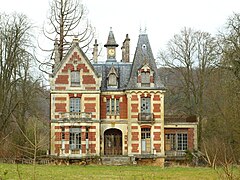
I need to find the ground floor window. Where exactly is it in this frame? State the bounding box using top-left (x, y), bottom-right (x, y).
top-left (165, 133), bottom-right (188, 151)
top-left (70, 127), bottom-right (81, 150)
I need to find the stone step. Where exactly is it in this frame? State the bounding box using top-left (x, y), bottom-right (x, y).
top-left (101, 156), bottom-right (132, 165)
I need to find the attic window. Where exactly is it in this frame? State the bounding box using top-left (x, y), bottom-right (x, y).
top-left (108, 73), bottom-right (117, 86)
top-left (141, 71), bottom-right (150, 87)
top-left (71, 71), bottom-right (80, 86)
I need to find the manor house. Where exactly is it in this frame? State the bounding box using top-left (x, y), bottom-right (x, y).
top-left (49, 28), bottom-right (198, 165)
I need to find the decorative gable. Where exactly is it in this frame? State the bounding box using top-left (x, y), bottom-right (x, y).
top-left (50, 40), bottom-right (101, 91)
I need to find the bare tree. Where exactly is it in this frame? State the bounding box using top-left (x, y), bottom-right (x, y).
top-left (218, 12), bottom-right (240, 82)
top-left (158, 27), bottom-right (219, 147)
top-left (0, 13), bottom-right (34, 133)
top-left (40, 0), bottom-right (95, 74)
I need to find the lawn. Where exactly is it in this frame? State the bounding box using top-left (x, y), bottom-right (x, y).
top-left (0, 163), bottom-right (238, 180)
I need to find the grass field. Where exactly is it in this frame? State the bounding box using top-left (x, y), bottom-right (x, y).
top-left (0, 163), bottom-right (239, 180)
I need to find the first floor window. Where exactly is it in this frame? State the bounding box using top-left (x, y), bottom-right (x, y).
top-left (165, 133), bottom-right (188, 151)
top-left (70, 127), bottom-right (81, 150)
top-left (70, 98), bottom-right (80, 112)
top-left (106, 98), bottom-right (120, 115)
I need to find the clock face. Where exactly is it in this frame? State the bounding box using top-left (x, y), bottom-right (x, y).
top-left (108, 49), bottom-right (115, 56)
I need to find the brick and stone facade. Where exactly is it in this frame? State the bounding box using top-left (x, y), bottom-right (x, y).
top-left (49, 29), bottom-right (198, 164)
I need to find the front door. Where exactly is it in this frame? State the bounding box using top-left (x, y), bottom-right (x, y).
top-left (141, 128), bottom-right (151, 154)
top-left (104, 129), bottom-right (122, 155)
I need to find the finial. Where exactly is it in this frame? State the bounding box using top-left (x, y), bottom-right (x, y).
top-left (110, 27), bottom-right (112, 31)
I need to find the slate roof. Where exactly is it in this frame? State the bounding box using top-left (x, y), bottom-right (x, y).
top-left (104, 27), bottom-right (118, 47)
top-left (93, 62), bottom-right (132, 91)
top-left (93, 32), bottom-right (165, 91)
top-left (126, 33), bottom-right (165, 90)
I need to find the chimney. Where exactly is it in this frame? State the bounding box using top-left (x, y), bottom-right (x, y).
top-left (54, 38), bottom-right (60, 65)
top-left (93, 39), bottom-right (98, 63)
top-left (121, 34), bottom-right (130, 63)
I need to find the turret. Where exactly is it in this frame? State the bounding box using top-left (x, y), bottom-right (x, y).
top-left (104, 27), bottom-right (118, 62)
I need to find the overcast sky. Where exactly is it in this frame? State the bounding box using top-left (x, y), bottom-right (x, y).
top-left (1, 0), bottom-right (240, 61)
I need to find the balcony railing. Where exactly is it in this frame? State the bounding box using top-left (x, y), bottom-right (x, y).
top-left (165, 150), bottom-right (186, 157)
top-left (58, 112), bottom-right (92, 121)
top-left (138, 113), bottom-right (154, 124)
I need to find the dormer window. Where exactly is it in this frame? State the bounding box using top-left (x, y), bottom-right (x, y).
top-left (71, 71), bottom-right (80, 86)
top-left (107, 66), bottom-right (118, 88)
top-left (109, 73), bottom-right (117, 86)
top-left (141, 71), bottom-right (150, 87)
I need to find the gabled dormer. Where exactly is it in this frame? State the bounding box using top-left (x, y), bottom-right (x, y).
top-left (107, 65), bottom-right (118, 88)
top-left (137, 63), bottom-right (154, 88)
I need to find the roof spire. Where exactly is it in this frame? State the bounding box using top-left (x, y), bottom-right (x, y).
top-left (104, 27), bottom-right (118, 47)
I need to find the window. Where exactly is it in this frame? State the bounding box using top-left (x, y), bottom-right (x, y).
top-left (165, 133), bottom-right (188, 151)
top-left (165, 134), bottom-right (176, 151)
top-left (141, 72), bottom-right (150, 87)
top-left (71, 71), bottom-right (80, 86)
top-left (70, 127), bottom-right (81, 150)
top-left (70, 98), bottom-right (80, 112)
top-left (141, 98), bottom-right (151, 113)
top-left (61, 127), bottom-right (65, 140)
top-left (177, 133), bottom-right (188, 151)
top-left (109, 73), bottom-right (117, 86)
top-left (106, 98), bottom-right (120, 115)
top-left (106, 99), bottom-right (110, 113)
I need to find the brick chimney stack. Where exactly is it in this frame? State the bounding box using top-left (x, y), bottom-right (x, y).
top-left (121, 34), bottom-right (130, 63)
top-left (93, 39), bottom-right (98, 63)
top-left (54, 38), bottom-right (60, 65)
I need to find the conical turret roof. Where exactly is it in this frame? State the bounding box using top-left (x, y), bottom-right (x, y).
top-left (104, 27), bottom-right (118, 47)
top-left (127, 33), bottom-right (165, 89)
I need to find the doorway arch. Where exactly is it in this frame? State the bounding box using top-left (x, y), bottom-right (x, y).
top-left (104, 128), bottom-right (122, 155)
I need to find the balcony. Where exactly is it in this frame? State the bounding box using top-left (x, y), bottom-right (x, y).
top-left (58, 112), bottom-right (92, 121)
top-left (138, 113), bottom-right (154, 124)
top-left (165, 150), bottom-right (186, 160)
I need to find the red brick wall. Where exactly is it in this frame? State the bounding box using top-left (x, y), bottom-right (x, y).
top-left (55, 75), bottom-right (69, 84)
top-left (131, 132), bottom-right (139, 141)
top-left (120, 95), bottom-right (127, 119)
top-left (88, 132), bottom-right (96, 141)
top-left (55, 103), bottom-right (66, 112)
top-left (153, 95), bottom-right (160, 101)
top-left (153, 104), bottom-right (160, 113)
top-left (153, 132), bottom-right (161, 141)
top-left (82, 75), bottom-right (96, 84)
top-left (84, 103), bottom-right (96, 113)
top-left (153, 144), bottom-right (161, 152)
top-left (131, 104), bottom-right (138, 112)
top-left (100, 96), bottom-right (106, 119)
top-left (89, 144), bottom-right (96, 153)
top-left (132, 144), bottom-right (139, 153)
top-left (188, 128), bottom-right (194, 150)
